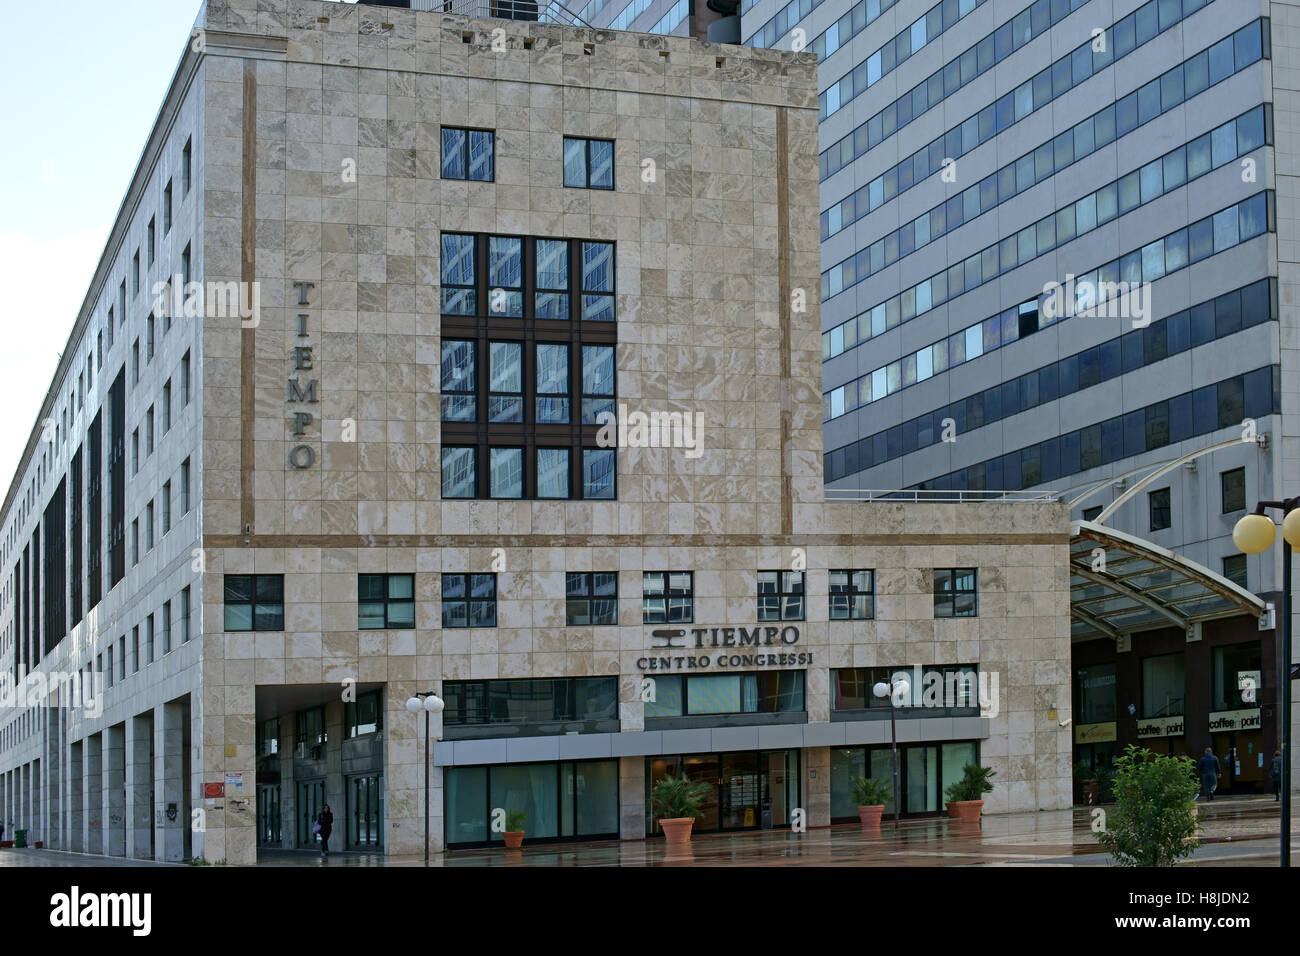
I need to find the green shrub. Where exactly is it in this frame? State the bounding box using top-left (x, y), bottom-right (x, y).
top-left (944, 763), bottom-right (995, 803)
top-left (650, 774), bottom-right (711, 820)
top-left (1096, 745), bottom-right (1200, 867)
top-left (505, 809), bottom-right (527, 832)
top-left (850, 775), bottom-right (892, 806)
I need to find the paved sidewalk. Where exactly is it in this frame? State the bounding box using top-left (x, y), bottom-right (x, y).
top-left (1, 795), bottom-right (1290, 867)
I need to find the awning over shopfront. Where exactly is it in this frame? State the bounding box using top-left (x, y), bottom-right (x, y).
top-left (1070, 521), bottom-right (1266, 642)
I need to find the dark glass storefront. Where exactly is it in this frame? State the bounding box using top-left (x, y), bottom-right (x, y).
top-left (829, 741), bottom-right (978, 820)
top-left (444, 759), bottom-right (619, 847)
top-left (645, 750), bottom-right (799, 834)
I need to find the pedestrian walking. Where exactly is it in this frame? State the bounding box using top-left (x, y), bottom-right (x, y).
top-left (1270, 750), bottom-right (1283, 801)
top-left (317, 804), bottom-right (333, 856)
top-left (1197, 747), bottom-right (1221, 801)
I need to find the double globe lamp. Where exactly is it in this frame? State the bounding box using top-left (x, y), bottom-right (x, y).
top-left (406, 692), bottom-right (444, 862)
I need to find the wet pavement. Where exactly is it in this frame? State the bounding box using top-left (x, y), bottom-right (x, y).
top-left (1, 795), bottom-right (1292, 867)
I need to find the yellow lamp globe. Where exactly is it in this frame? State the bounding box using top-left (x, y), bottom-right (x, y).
top-left (1283, 508), bottom-right (1300, 549)
top-left (1233, 512), bottom-right (1275, 554)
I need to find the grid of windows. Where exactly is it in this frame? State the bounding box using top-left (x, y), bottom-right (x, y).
top-left (565, 572), bottom-right (618, 626)
top-left (872, 365), bottom-right (1279, 494)
top-left (439, 233), bottom-right (616, 500)
top-left (645, 671), bottom-right (805, 718)
top-left (440, 127), bottom-right (495, 182)
top-left (441, 573), bottom-right (497, 628)
top-left (223, 574), bottom-right (285, 632)
top-left (758, 571), bottom-right (805, 622)
top-left (563, 137), bottom-right (614, 189)
top-left (824, 278), bottom-right (1275, 465)
top-left (829, 570), bottom-right (874, 620)
top-left (358, 573), bottom-right (415, 629)
top-left (832, 666), bottom-right (979, 710)
top-left (933, 569), bottom-right (977, 618)
top-left (642, 572), bottom-right (693, 624)
top-left (443, 677), bottom-right (618, 727)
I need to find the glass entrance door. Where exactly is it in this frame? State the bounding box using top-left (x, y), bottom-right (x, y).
top-left (296, 779), bottom-right (325, 848)
top-left (646, 750), bottom-right (801, 834)
top-left (720, 752), bottom-right (759, 829)
top-left (257, 784), bottom-right (281, 846)
top-left (347, 775), bottom-right (382, 849)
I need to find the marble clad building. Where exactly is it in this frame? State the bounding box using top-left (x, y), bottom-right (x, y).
top-left (0, 0), bottom-right (1071, 864)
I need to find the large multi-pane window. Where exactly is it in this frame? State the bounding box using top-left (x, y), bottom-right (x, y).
top-left (441, 573), bottom-right (497, 628)
top-left (829, 570), bottom-right (874, 619)
top-left (441, 127), bottom-right (495, 182)
top-left (565, 572), bottom-right (618, 626)
top-left (563, 137), bottom-right (614, 189)
top-left (223, 574), bottom-right (285, 632)
top-left (1076, 663), bottom-right (1117, 724)
top-left (358, 573), bottom-right (415, 629)
top-left (439, 232), bottom-right (617, 499)
top-left (757, 571), bottom-right (805, 621)
top-left (642, 572), bottom-right (693, 624)
top-left (443, 677), bottom-right (618, 727)
top-left (345, 691), bottom-right (383, 737)
top-left (1148, 487), bottom-right (1171, 531)
top-left (645, 671), bottom-right (805, 718)
top-left (1141, 652), bottom-right (1185, 718)
top-left (1211, 642), bottom-right (1261, 711)
top-left (831, 666), bottom-right (980, 711)
top-left (933, 568), bottom-right (978, 617)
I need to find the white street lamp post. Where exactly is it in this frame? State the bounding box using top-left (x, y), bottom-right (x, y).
top-left (405, 692), bottom-right (445, 863)
top-left (873, 677), bottom-right (910, 827)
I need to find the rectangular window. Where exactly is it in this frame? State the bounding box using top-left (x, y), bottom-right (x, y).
top-left (181, 586), bottom-right (191, 643)
top-left (439, 340), bottom-right (476, 422)
top-left (642, 571), bottom-right (693, 624)
top-left (147, 218), bottom-right (156, 267)
top-left (565, 572), bottom-right (618, 626)
top-left (163, 381), bottom-right (172, 433)
top-left (1148, 487), bottom-right (1171, 531)
top-left (181, 244), bottom-right (191, 286)
top-left (1211, 641), bottom-right (1260, 711)
top-left (535, 239), bottom-right (569, 319)
top-left (1140, 652), bottom-right (1184, 718)
top-left (295, 707), bottom-right (327, 756)
top-left (441, 446), bottom-right (476, 499)
top-left (440, 233), bottom-right (477, 315)
top-left (1222, 553), bottom-right (1248, 590)
top-left (441, 573), bottom-right (497, 628)
top-left (119, 637), bottom-right (126, 680)
top-left (488, 344), bottom-right (523, 422)
top-left (162, 482), bottom-right (171, 535)
top-left (489, 447), bottom-right (523, 498)
top-left (563, 137), bottom-right (615, 189)
top-left (133, 250), bottom-right (140, 296)
top-left (581, 345), bottom-right (615, 423)
top-left (146, 615), bottom-right (154, 665)
top-left (104, 648), bottom-right (112, 688)
top-left (181, 458), bottom-right (191, 513)
top-left (440, 127), bottom-right (495, 182)
top-left (645, 671), bottom-right (805, 718)
top-left (163, 181), bottom-right (172, 233)
top-left (132, 340), bottom-right (140, 384)
top-left (443, 677), bottom-right (618, 728)
top-left (131, 519), bottom-right (139, 566)
top-left (581, 241), bottom-right (615, 321)
top-left (933, 568), bottom-right (978, 617)
top-left (536, 447), bottom-right (570, 499)
top-left (162, 600), bottom-right (172, 654)
top-left (536, 343), bottom-right (569, 423)
top-left (223, 574), bottom-right (285, 631)
top-left (1076, 663), bottom-right (1117, 723)
top-left (829, 569), bottom-right (875, 619)
top-left (358, 573), bottom-right (415, 629)
top-left (488, 236), bottom-right (523, 317)
top-left (146, 500), bottom-right (154, 550)
top-left (1221, 467), bottom-right (1245, 513)
top-left (132, 429), bottom-right (139, 474)
top-left (146, 407), bottom-right (155, 455)
top-left (345, 691), bottom-right (384, 738)
top-left (832, 666), bottom-right (980, 711)
top-left (182, 350), bottom-right (192, 405)
top-left (182, 137), bottom-right (192, 194)
top-left (757, 570), bottom-right (805, 621)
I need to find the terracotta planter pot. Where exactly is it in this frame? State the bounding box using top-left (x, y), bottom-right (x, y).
top-left (857, 805), bottom-right (885, 828)
top-left (659, 817), bottom-right (696, 845)
top-left (502, 830), bottom-right (524, 849)
top-left (946, 800), bottom-right (983, 823)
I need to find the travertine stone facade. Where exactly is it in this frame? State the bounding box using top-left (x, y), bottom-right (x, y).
top-left (0, 0), bottom-right (1073, 865)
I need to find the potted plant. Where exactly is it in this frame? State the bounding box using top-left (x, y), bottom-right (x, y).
top-left (502, 809), bottom-right (526, 849)
top-left (650, 773), bottom-right (710, 844)
top-left (850, 775), bottom-right (892, 827)
top-left (945, 763), bottom-right (995, 823)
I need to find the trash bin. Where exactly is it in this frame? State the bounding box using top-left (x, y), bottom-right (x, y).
top-left (14, 829), bottom-right (27, 848)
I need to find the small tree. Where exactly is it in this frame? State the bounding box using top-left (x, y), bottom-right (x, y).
top-left (1096, 744), bottom-right (1200, 867)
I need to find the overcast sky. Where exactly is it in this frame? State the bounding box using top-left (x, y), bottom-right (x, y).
top-left (0, 1), bottom-right (206, 492)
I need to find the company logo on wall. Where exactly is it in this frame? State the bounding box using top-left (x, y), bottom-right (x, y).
top-left (1135, 715), bottom-right (1184, 739)
top-left (286, 280), bottom-right (319, 469)
top-left (635, 625), bottom-right (810, 670)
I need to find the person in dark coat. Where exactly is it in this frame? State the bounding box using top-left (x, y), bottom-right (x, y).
top-left (1270, 751), bottom-right (1283, 801)
top-left (317, 805), bottom-right (334, 856)
top-left (1196, 748), bottom-right (1221, 800)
